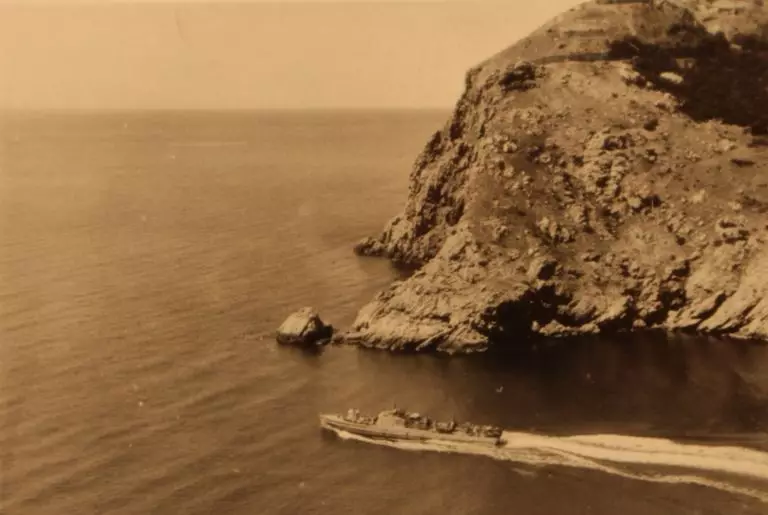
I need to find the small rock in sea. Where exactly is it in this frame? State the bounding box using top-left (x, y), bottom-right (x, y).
top-left (276, 307), bottom-right (334, 346)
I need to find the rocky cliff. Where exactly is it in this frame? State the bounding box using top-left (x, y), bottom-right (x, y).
top-left (340, 0), bottom-right (768, 354)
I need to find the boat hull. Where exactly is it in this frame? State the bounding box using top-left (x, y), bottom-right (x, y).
top-left (320, 414), bottom-right (504, 447)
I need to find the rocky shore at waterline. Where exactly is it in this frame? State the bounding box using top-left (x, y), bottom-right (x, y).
top-left (296, 0), bottom-right (768, 354)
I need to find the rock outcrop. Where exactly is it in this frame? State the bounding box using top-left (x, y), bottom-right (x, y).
top-left (340, 0), bottom-right (768, 354)
top-left (276, 308), bottom-right (334, 346)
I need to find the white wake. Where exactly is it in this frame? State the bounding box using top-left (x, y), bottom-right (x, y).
top-left (329, 428), bottom-right (768, 503)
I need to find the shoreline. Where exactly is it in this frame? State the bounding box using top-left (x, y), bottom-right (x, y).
top-left (320, 0), bottom-right (768, 355)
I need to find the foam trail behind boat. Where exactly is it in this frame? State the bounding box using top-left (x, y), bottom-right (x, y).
top-left (329, 428), bottom-right (768, 504)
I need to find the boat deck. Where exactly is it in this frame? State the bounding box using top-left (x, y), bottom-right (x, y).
top-left (320, 413), bottom-right (504, 447)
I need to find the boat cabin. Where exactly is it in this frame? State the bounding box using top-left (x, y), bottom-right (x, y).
top-left (336, 407), bottom-right (503, 441)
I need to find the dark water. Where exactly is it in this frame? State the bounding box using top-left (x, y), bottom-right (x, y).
top-left (1, 110), bottom-right (768, 515)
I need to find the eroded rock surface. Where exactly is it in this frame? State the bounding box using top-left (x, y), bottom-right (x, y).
top-left (342, 0), bottom-right (768, 353)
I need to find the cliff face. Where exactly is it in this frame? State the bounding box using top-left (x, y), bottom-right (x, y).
top-left (343, 0), bottom-right (768, 354)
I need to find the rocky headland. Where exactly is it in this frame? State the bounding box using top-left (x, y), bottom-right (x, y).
top-left (336, 0), bottom-right (768, 354)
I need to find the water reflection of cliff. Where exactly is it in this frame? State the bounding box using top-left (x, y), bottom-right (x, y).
top-left (355, 336), bottom-right (768, 443)
top-left (497, 336), bottom-right (768, 437)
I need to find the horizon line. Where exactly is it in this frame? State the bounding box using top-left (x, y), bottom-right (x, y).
top-left (0, 106), bottom-right (455, 113)
top-left (0, 0), bottom-right (502, 5)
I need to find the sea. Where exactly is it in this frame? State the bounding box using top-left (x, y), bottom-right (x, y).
top-left (1, 109), bottom-right (768, 515)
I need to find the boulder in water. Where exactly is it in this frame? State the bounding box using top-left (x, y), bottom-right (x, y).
top-left (276, 307), bottom-right (334, 346)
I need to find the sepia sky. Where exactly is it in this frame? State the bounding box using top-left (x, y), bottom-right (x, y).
top-left (0, 1), bottom-right (582, 110)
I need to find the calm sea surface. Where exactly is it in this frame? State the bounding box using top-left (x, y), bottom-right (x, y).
top-left (1, 110), bottom-right (768, 515)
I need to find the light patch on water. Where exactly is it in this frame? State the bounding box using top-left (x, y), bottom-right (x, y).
top-left (329, 428), bottom-right (768, 504)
